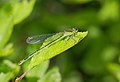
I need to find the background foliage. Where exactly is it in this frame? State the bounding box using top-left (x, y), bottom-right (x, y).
top-left (0, 0), bottom-right (119, 82)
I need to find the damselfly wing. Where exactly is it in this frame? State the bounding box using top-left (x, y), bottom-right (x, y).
top-left (26, 34), bottom-right (55, 44)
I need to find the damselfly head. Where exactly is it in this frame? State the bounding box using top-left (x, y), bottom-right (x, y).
top-left (72, 28), bottom-right (78, 32)
top-left (71, 28), bottom-right (78, 35)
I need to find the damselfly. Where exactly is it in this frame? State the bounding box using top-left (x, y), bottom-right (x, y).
top-left (18, 28), bottom-right (78, 65)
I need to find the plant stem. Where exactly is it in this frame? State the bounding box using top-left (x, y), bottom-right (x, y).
top-left (15, 68), bottom-right (31, 82)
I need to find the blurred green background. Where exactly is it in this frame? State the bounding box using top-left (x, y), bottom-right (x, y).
top-left (0, 0), bottom-right (120, 82)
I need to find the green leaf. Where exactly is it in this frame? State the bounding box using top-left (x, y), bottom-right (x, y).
top-left (0, 0), bottom-right (36, 56)
top-left (108, 63), bottom-right (120, 82)
top-left (29, 31), bottom-right (88, 69)
top-left (24, 60), bottom-right (49, 78)
top-left (0, 72), bottom-right (13, 82)
top-left (12, 0), bottom-right (36, 24)
top-left (0, 60), bottom-right (20, 82)
top-left (0, 43), bottom-right (14, 57)
top-left (98, 0), bottom-right (119, 22)
top-left (38, 67), bottom-right (61, 82)
top-left (63, 71), bottom-right (83, 82)
top-left (0, 3), bottom-right (13, 48)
